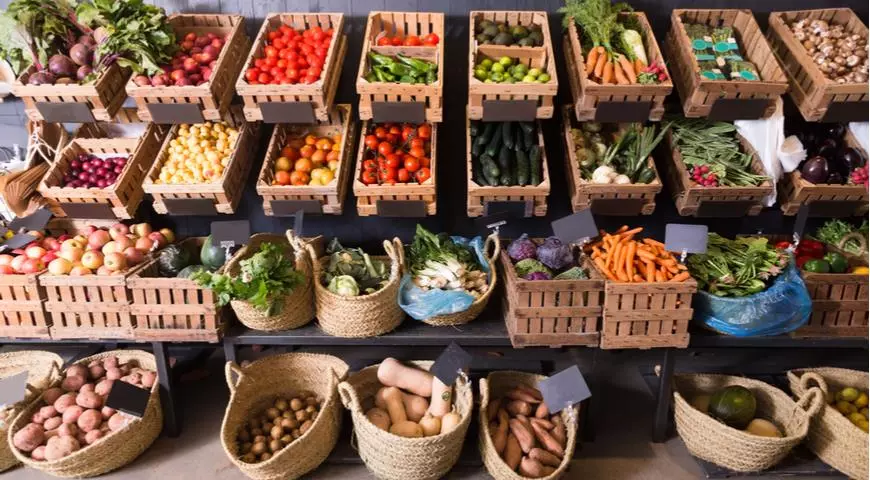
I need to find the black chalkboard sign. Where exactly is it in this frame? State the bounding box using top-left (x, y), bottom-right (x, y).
top-left (259, 102), bottom-right (317, 124)
top-left (59, 203), bottom-right (116, 220)
top-left (594, 101), bottom-right (652, 122)
top-left (482, 100), bottom-right (537, 122)
top-left (707, 98), bottom-right (770, 121)
top-left (371, 102), bottom-right (426, 124)
top-left (35, 102), bottom-right (94, 123)
top-left (270, 199), bottom-right (323, 216)
top-left (105, 380), bottom-right (150, 418)
top-left (146, 103), bottom-right (205, 124)
top-left (376, 200), bottom-right (428, 217)
top-left (163, 198), bottom-right (218, 216)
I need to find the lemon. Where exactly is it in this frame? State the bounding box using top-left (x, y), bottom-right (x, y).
top-left (848, 412), bottom-right (865, 426)
top-left (855, 392), bottom-right (869, 408)
top-left (838, 387), bottom-right (860, 403)
top-left (861, 408), bottom-right (869, 419)
top-left (836, 400), bottom-right (857, 415)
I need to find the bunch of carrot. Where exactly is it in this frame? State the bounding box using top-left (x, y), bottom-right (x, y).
top-left (585, 226), bottom-right (692, 283)
top-left (585, 47), bottom-right (642, 85)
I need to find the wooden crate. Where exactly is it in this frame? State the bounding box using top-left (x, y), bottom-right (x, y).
top-left (666, 9), bottom-right (788, 119)
top-left (126, 14), bottom-right (250, 123)
top-left (661, 131), bottom-right (773, 217)
top-left (468, 11), bottom-right (558, 120)
top-left (466, 115), bottom-right (550, 217)
top-left (72, 108), bottom-right (145, 140)
top-left (257, 105), bottom-right (355, 215)
top-left (143, 110), bottom-right (260, 216)
top-left (356, 12), bottom-right (444, 123)
top-left (796, 260), bottom-right (868, 338)
top-left (564, 13), bottom-right (672, 121)
top-left (600, 280), bottom-right (697, 349)
top-left (352, 121), bottom-right (437, 216)
top-left (561, 105), bottom-right (662, 215)
top-left (501, 247), bottom-right (603, 348)
top-left (37, 126), bottom-right (167, 220)
top-left (237, 13), bottom-right (346, 123)
top-left (128, 238), bottom-right (228, 342)
top-left (12, 64), bottom-right (130, 122)
top-left (0, 272), bottom-right (49, 339)
top-left (768, 9), bottom-right (868, 122)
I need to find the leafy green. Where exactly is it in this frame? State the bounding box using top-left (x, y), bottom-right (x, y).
top-left (0, 13), bottom-right (32, 76)
top-left (559, 0), bottom-right (632, 55)
top-left (554, 266), bottom-right (588, 280)
top-left (192, 242), bottom-right (304, 316)
top-left (408, 224), bottom-right (479, 275)
top-left (322, 239), bottom-right (389, 295)
top-left (670, 118), bottom-right (769, 187)
top-left (688, 234), bottom-right (790, 297)
top-left (4, 0), bottom-right (86, 68)
top-left (814, 219), bottom-right (869, 256)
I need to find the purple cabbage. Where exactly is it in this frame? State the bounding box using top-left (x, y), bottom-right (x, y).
top-left (524, 271), bottom-right (552, 281)
top-left (536, 237), bottom-right (573, 270)
top-left (507, 234), bottom-right (537, 262)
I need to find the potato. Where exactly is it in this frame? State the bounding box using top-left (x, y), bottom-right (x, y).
top-left (79, 383), bottom-right (96, 394)
top-left (294, 410), bottom-right (308, 422)
top-left (31, 412), bottom-right (46, 425)
top-left (101, 407), bottom-right (116, 420)
top-left (61, 376), bottom-right (86, 393)
top-left (240, 452), bottom-right (256, 463)
top-left (250, 428), bottom-right (263, 437)
top-left (259, 452), bottom-right (272, 462)
top-left (62, 406), bottom-right (84, 424)
top-left (238, 429), bottom-right (251, 442)
top-left (120, 373), bottom-right (141, 386)
top-left (268, 439), bottom-right (282, 453)
top-left (44, 435), bottom-right (80, 461)
top-left (305, 397), bottom-right (318, 407)
top-left (251, 442), bottom-right (267, 456)
top-left (53, 393), bottom-right (77, 414)
top-left (44, 429), bottom-right (59, 441)
top-left (299, 420), bottom-right (313, 435)
top-left (266, 408), bottom-right (280, 420)
top-left (240, 442), bottom-right (252, 454)
top-left (13, 423), bottom-right (45, 452)
top-left (280, 434), bottom-right (292, 445)
top-left (77, 409), bottom-right (102, 432)
top-left (290, 398), bottom-right (304, 411)
top-left (58, 423), bottom-right (78, 438)
top-left (76, 391), bottom-right (102, 410)
top-left (281, 411), bottom-right (293, 419)
top-left (43, 416), bottom-right (62, 431)
top-left (291, 429), bottom-right (301, 440)
top-left (274, 398), bottom-right (289, 411)
top-left (119, 363), bottom-right (132, 375)
top-left (102, 356), bottom-right (119, 369)
top-left (107, 413), bottom-right (128, 432)
top-left (43, 388), bottom-right (64, 405)
top-left (247, 419), bottom-right (259, 430)
top-left (65, 365), bottom-right (88, 380)
top-left (270, 425), bottom-right (283, 440)
top-left (105, 368), bottom-right (122, 381)
top-left (31, 445), bottom-right (47, 461)
top-left (280, 417), bottom-right (298, 430)
top-left (141, 371), bottom-right (156, 389)
top-left (84, 429), bottom-right (104, 445)
top-left (95, 380), bottom-right (113, 397)
top-left (75, 431), bottom-right (88, 446)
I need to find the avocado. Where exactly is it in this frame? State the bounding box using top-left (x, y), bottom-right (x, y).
top-left (528, 31), bottom-right (544, 46)
top-left (497, 22), bottom-right (509, 33)
top-left (517, 37), bottom-right (535, 47)
top-left (476, 33), bottom-right (491, 43)
top-left (511, 25), bottom-right (529, 39)
top-left (493, 32), bottom-right (514, 46)
top-left (477, 19), bottom-right (494, 33)
top-left (482, 25), bottom-right (500, 38)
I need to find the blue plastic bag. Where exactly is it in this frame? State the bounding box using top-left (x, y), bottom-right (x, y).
top-left (398, 236), bottom-right (490, 321)
top-left (692, 262), bottom-right (811, 336)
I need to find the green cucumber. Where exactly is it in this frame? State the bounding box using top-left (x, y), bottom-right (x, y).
top-left (523, 129), bottom-right (535, 151)
top-left (478, 122), bottom-right (497, 146)
top-left (519, 122), bottom-right (535, 135)
top-left (471, 138), bottom-right (485, 157)
top-left (529, 145), bottom-right (542, 185)
top-left (485, 126), bottom-right (503, 157)
top-left (469, 120), bottom-right (481, 137)
top-left (501, 122), bottom-right (514, 150)
top-left (514, 126), bottom-right (524, 152)
top-left (481, 155), bottom-right (500, 186)
top-left (516, 149), bottom-right (529, 186)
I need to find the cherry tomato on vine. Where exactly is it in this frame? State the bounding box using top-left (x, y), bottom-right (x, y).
top-left (415, 167), bottom-right (431, 183)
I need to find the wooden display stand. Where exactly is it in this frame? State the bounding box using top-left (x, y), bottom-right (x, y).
top-left (13, 64), bottom-right (130, 123)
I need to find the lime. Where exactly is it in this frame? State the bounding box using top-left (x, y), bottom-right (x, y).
top-left (859, 420), bottom-right (869, 432)
top-left (521, 75), bottom-right (536, 83)
top-left (498, 56), bottom-right (513, 67)
top-left (491, 63), bottom-right (505, 74)
top-left (537, 73), bottom-right (551, 83)
top-left (474, 69), bottom-right (488, 81)
top-left (513, 71), bottom-right (525, 81)
top-left (514, 63), bottom-right (528, 74)
top-left (490, 71), bottom-right (504, 82)
top-left (861, 407), bottom-right (869, 419)
top-left (839, 387), bottom-right (860, 403)
top-left (528, 67), bottom-right (542, 78)
top-left (849, 412), bottom-right (866, 426)
top-left (484, 78), bottom-right (493, 83)
top-left (480, 58), bottom-right (493, 70)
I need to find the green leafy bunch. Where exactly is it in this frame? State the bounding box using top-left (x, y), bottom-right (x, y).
top-left (4, 0), bottom-right (87, 68)
top-left (408, 224), bottom-right (479, 276)
top-left (558, 0), bottom-right (632, 54)
top-left (688, 234), bottom-right (789, 297)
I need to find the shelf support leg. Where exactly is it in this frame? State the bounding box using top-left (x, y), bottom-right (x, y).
top-left (652, 348), bottom-right (675, 443)
top-left (152, 342), bottom-right (181, 438)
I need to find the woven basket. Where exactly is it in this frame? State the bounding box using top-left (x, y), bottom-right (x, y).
top-left (220, 353), bottom-right (349, 480)
top-left (673, 373), bottom-right (824, 472)
top-left (308, 239), bottom-right (405, 338)
top-left (9, 350), bottom-right (162, 478)
top-left (479, 371), bottom-right (579, 480)
top-left (337, 361), bottom-right (473, 480)
top-left (0, 351), bottom-right (63, 473)
top-left (227, 231), bottom-right (315, 331)
top-left (787, 367), bottom-right (869, 479)
top-left (421, 234), bottom-right (501, 327)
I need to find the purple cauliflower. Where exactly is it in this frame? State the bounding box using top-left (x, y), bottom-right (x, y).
top-left (536, 237), bottom-right (574, 270)
top-left (508, 234), bottom-right (537, 262)
top-left (524, 271), bottom-right (552, 281)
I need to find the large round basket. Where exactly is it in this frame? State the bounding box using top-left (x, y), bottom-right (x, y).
top-left (421, 234), bottom-right (501, 327)
top-left (337, 360), bottom-right (473, 480)
top-left (0, 351), bottom-right (63, 472)
top-left (227, 231), bottom-right (315, 331)
top-left (787, 367), bottom-right (869, 479)
top-left (9, 350), bottom-right (162, 478)
top-left (220, 353), bottom-right (349, 480)
top-left (478, 371), bottom-right (579, 480)
top-left (309, 239), bottom-right (405, 338)
top-left (673, 373), bottom-right (824, 472)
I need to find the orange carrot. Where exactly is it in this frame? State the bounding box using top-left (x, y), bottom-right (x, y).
top-left (643, 238), bottom-right (665, 249)
top-left (617, 54), bottom-right (637, 83)
top-left (585, 47), bottom-right (600, 76)
top-left (620, 227), bottom-right (643, 237)
top-left (602, 61), bottom-right (614, 84)
top-left (636, 249), bottom-right (657, 262)
top-left (616, 225), bottom-right (629, 233)
top-left (593, 51), bottom-right (607, 79)
top-left (615, 268), bottom-right (629, 282)
top-left (645, 261), bottom-right (656, 282)
top-left (633, 274), bottom-right (644, 283)
top-left (613, 62), bottom-right (629, 85)
top-left (654, 270), bottom-right (665, 282)
top-left (669, 271), bottom-right (691, 283)
top-left (625, 241), bottom-right (637, 278)
top-left (594, 257), bottom-right (618, 281)
top-left (634, 57), bottom-right (645, 75)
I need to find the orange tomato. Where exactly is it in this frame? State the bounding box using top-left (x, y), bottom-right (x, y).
top-left (311, 149), bottom-right (327, 165)
top-left (316, 138), bottom-right (333, 150)
top-left (326, 150), bottom-right (340, 162)
top-left (289, 170), bottom-right (310, 186)
top-left (275, 170), bottom-right (292, 185)
top-left (280, 146), bottom-right (300, 161)
top-left (299, 145), bottom-right (316, 159)
top-left (304, 134), bottom-right (317, 145)
top-left (295, 157), bottom-right (313, 173)
top-left (332, 134), bottom-right (342, 144)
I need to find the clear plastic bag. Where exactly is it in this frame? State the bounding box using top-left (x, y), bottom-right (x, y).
top-left (692, 262), bottom-right (811, 336)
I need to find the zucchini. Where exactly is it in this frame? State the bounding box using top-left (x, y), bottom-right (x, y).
top-left (471, 138), bottom-right (485, 157)
top-left (523, 129), bottom-right (534, 151)
top-left (499, 171), bottom-right (511, 186)
top-left (472, 156), bottom-right (484, 185)
top-left (497, 144), bottom-right (512, 171)
top-left (469, 120), bottom-right (481, 138)
top-left (485, 126), bottom-right (503, 157)
top-left (481, 155), bottom-right (500, 186)
top-left (519, 122), bottom-right (535, 135)
top-left (478, 122), bottom-right (497, 146)
top-left (501, 122), bottom-right (514, 150)
top-left (529, 145), bottom-right (542, 186)
top-left (516, 149), bottom-right (529, 186)
top-left (514, 125), bottom-right (524, 152)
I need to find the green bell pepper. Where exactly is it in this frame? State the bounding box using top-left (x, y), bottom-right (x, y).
top-left (823, 252), bottom-right (848, 273)
top-left (803, 259), bottom-right (831, 273)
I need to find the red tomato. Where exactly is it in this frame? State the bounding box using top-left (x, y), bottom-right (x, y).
top-left (254, 58), bottom-right (266, 69)
top-left (264, 45), bottom-right (279, 58)
top-left (409, 146), bottom-right (426, 159)
top-left (385, 153), bottom-right (401, 169)
top-left (272, 38), bottom-right (286, 50)
top-left (385, 133), bottom-right (399, 144)
top-left (374, 127), bottom-right (387, 140)
top-left (378, 142), bottom-right (394, 156)
top-left (269, 66), bottom-right (284, 77)
top-left (404, 157), bottom-right (420, 173)
top-left (362, 159), bottom-right (378, 172)
top-left (423, 33), bottom-right (440, 46)
top-left (419, 156), bottom-right (431, 168)
top-left (384, 167), bottom-right (398, 181)
top-left (389, 125), bottom-right (401, 136)
top-left (410, 138), bottom-right (425, 150)
top-left (303, 74), bottom-right (318, 84)
top-left (285, 68), bottom-right (299, 81)
top-left (257, 72), bottom-right (272, 84)
top-left (377, 36), bottom-right (392, 46)
top-left (774, 241), bottom-right (792, 251)
top-left (245, 68), bottom-right (260, 82)
top-left (390, 36), bottom-right (403, 46)
top-left (276, 59), bottom-right (288, 69)
top-left (265, 56), bottom-right (278, 68)
top-left (361, 170), bottom-right (377, 185)
top-left (415, 167), bottom-right (431, 183)
top-left (417, 124), bottom-right (432, 140)
top-left (364, 135), bottom-right (379, 150)
top-left (397, 168), bottom-right (411, 183)
top-left (403, 35), bottom-right (422, 46)
top-left (279, 25), bottom-right (292, 35)
top-left (268, 31), bottom-right (280, 41)
top-left (401, 125), bottom-right (415, 142)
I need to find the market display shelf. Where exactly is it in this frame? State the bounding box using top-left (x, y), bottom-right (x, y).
top-left (693, 448), bottom-right (843, 479)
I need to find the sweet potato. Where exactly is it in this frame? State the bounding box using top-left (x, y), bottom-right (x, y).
top-left (108, 413), bottom-right (128, 432)
top-left (531, 422), bottom-right (564, 458)
top-left (61, 376), bottom-right (86, 392)
top-left (389, 420), bottom-right (424, 438)
top-left (44, 435), bottom-right (80, 461)
top-left (77, 409), bottom-right (102, 432)
top-left (503, 433), bottom-right (522, 471)
top-left (551, 415), bottom-right (567, 445)
top-left (13, 423), bottom-right (45, 452)
top-left (486, 397), bottom-right (502, 423)
top-left (42, 388), bottom-right (64, 405)
top-left (530, 447), bottom-right (562, 468)
top-left (535, 402), bottom-right (549, 419)
top-left (506, 388), bottom-right (539, 404)
top-left (530, 417), bottom-right (554, 430)
top-left (65, 365), bottom-right (88, 379)
top-left (76, 391), bottom-right (102, 410)
top-left (519, 457), bottom-right (545, 477)
top-left (509, 419), bottom-right (534, 453)
top-left (506, 400), bottom-right (532, 417)
top-left (492, 410), bottom-right (509, 454)
top-left (30, 445), bottom-right (46, 461)
top-left (516, 384), bottom-right (543, 401)
top-left (62, 406), bottom-right (84, 425)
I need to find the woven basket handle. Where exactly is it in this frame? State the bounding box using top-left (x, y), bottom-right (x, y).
top-left (484, 233), bottom-right (501, 264)
top-left (305, 243), bottom-right (322, 274)
top-left (224, 362), bottom-right (245, 395)
top-left (795, 386), bottom-right (826, 419)
top-left (838, 232), bottom-right (866, 252)
top-left (286, 229), bottom-right (306, 259)
top-left (799, 372), bottom-right (829, 397)
top-left (337, 381), bottom-right (360, 412)
top-left (383, 238), bottom-right (405, 278)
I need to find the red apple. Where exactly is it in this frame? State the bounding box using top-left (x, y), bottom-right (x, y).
top-left (41, 237), bottom-right (61, 251)
top-left (134, 237), bottom-right (155, 252)
top-left (104, 253), bottom-right (127, 272)
top-left (42, 252), bottom-right (58, 264)
top-left (81, 251), bottom-right (104, 270)
top-left (70, 266), bottom-right (92, 276)
top-left (25, 245), bottom-right (46, 260)
top-left (102, 241), bottom-right (117, 256)
top-left (88, 229), bottom-right (112, 250)
top-left (10, 249), bottom-right (25, 256)
top-left (148, 232), bottom-right (168, 249)
top-left (123, 247), bottom-right (144, 266)
top-left (83, 225), bottom-right (98, 235)
top-left (114, 236), bottom-right (133, 252)
top-left (108, 223), bottom-right (129, 241)
top-left (0, 255), bottom-right (13, 267)
top-left (48, 258), bottom-right (73, 275)
top-left (10, 256), bottom-right (25, 273)
top-left (96, 265), bottom-right (112, 276)
top-left (61, 239), bottom-right (83, 252)
top-left (131, 223), bottom-right (153, 238)
top-left (0, 265), bottom-right (15, 275)
top-left (26, 231), bottom-right (43, 241)
top-left (57, 234), bottom-right (71, 242)
top-left (20, 258), bottom-right (44, 274)
top-left (59, 248), bottom-right (84, 264)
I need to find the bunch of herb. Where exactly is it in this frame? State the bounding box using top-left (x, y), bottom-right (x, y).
top-left (408, 225), bottom-right (488, 296)
top-left (4, 0), bottom-right (88, 69)
top-left (671, 118), bottom-right (769, 187)
top-left (559, 0), bottom-right (631, 57)
top-left (687, 234), bottom-right (789, 297)
top-left (814, 219), bottom-right (869, 256)
top-left (193, 242), bottom-right (304, 315)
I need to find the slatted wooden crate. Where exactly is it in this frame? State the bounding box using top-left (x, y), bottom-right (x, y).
top-left (37, 126), bottom-right (167, 220)
top-left (600, 280), bottom-right (697, 349)
top-left (468, 11), bottom-right (558, 120)
top-left (661, 131), bottom-right (773, 217)
top-left (126, 14), bottom-right (250, 123)
top-left (128, 238), bottom-right (227, 342)
top-left (500, 246), bottom-right (603, 348)
top-left (561, 106), bottom-right (662, 215)
top-left (0, 271), bottom-right (49, 339)
top-left (143, 110), bottom-right (260, 216)
top-left (666, 9), bottom-right (789, 119)
top-left (352, 121), bottom-right (437, 216)
top-left (768, 9), bottom-right (869, 122)
top-left (564, 13), bottom-right (672, 121)
top-left (237, 13), bottom-right (346, 123)
top-left (12, 64), bottom-right (129, 123)
top-left (72, 108), bottom-right (144, 140)
top-left (466, 115), bottom-right (550, 217)
top-left (356, 12), bottom-right (444, 123)
top-left (257, 105), bottom-right (355, 215)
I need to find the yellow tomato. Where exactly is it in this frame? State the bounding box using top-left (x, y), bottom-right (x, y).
top-left (319, 168), bottom-right (335, 184)
top-left (328, 160), bottom-right (340, 172)
top-left (274, 157), bottom-right (292, 172)
top-left (852, 266), bottom-right (870, 274)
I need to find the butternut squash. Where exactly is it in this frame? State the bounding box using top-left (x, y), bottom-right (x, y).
top-left (428, 376), bottom-right (452, 417)
top-left (402, 394), bottom-right (429, 423)
top-left (440, 411), bottom-right (461, 434)
top-left (377, 358), bottom-right (433, 397)
top-left (381, 386), bottom-right (407, 425)
top-left (390, 421), bottom-right (423, 438)
top-left (374, 387), bottom-right (389, 409)
top-left (419, 413), bottom-right (441, 437)
top-left (365, 407), bottom-right (391, 431)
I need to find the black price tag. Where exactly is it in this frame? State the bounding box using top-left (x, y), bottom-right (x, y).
top-left (105, 380), bottom-right (150, 418)
top-left (482, 100), bottom-right (537, 122)
top-left (590, 198), bottom-right (647, 216)
top-left (376, 200), bottom-right (428, 217)
top-left (371, 102), bottom-right (426, 124)
top-left (664, 224), bottom-right (708, 254)
top-left (594, 101), bottom-right (652, 122)
top-left (2, 234), bottom-right (38, 250)
top-left (806, 200), bottom-right (866, 218)
top-left (35, 102), bottom-right (94, 123)
top-left (58, 203), bottom-right (116, 220)
top-left (270, 199), bottom-right (323, 216)
top-left (211, 220), bottom-right (250, 250)
top-left (430, 342), bottom-right (472, 386)
top-left (537, 365), bottom-right (591, 414)
top-left (259, 102), bottom-right (317, 124)
top-left (483, 200), bottom-right (531, 218)
top-left (794, 204), bottom-right (810, 239)
top-left (695, 200), bottom-right (756, 217)
top-left (146, 104), bottom-right (205, 124)
top-left (707, 98), bottom-right (770, 121)
top-left (163, 198), bottom-right (218, 216)
top-left (8, 208), bottom-right (53, 232)
top-left (551, 209), bottom-right (598, 245)
top-left (819, 101), bottom-right (870, 123)
top-left (0, 371), bottom-right (29, 407)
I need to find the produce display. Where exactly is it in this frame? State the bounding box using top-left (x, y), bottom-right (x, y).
top-left (12, 355), bottom-right (156, 460)
top-left (813, 219), bottom-right (869, 258)
top-left (243, 24), bottom-right (335, 86)
top-left (560, 0), bottom-right (669, 85)
top-left (791, 123), bottom-right (868, 186)
top-left (59, 153), bottom-right (128, 189)
top-left (192, 242), bottom-right (304, 314)
top-left (688, 234), bottom-right (789, 296)
top-left (472, 56), bottom-right (551, 84)
top-left (486, 383), bottom-right (568, 477)
top-left (234, 393), bottom-right (322, 463)
top-left (375, 33), bottom-right (439, 47)
top-left (828, 385), bottom-right (869, 432)
top-left (363, 53), bottom-right (437, 85)
top-left (155, 122), bottom-right (240, 185)
top-left (363, 358), bottom-right (460, 438)
top-left (690, 385), bottom-right (783, 437)
top-left (272, 132), bottom-right (342, 186)
top-left (779, 237), bottom-right (863, 274)
top-left (408, 225), bottom-right (489, 298)
top-left (0, 223), bottom-right (171, 276)
top-left (135, 32), bottom-right (227, 87)
top-left (322, 238), bottom-right (389, 297)
top-left (153, 235), bottom-right (228, 279)
top-left (473, 19), bottom-right (544, 47)
top-left (671, 119), bottom-right (768, 187)
top-left (359, 122), bottom-right (432, 186)
top-left (789, 18), bottom-right (868, 84)
top-left (570, 121), bottom-right (669, 185)
top-left (683, 24), bottom-right (760, 81)
top-left (507, 234), bottom-right (588, 280)
top-left (586, 226), bottom-right (691, 283)
top-left (470, 121), bottom-right (542, 187)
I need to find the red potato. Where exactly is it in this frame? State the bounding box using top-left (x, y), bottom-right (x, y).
top-left (58, 423), bottom-right (78, 438)
top-left (43, 416), bottom-right (62, 431)
top-left (12, 423), bottom-right (45, 452)
top-left (105, 368), bottom-right (122, 381)
top-left (84, 429), bottom-right (104, 445)
top-left (101, 406), bottom-right (116, 419)
top-left (65, 365), bottom-right (88, 379)
top-left (76, 391), bottom-right (102, 410)
top-left (141, 371), bottom-right (156, 388)
top-left (39, 405), bottom-right (57, 419)
top-left (62, 406), bottom-right (84, 424)
top-left (88, 365), bottom-right (105, 380)
top-left (107, 413), bottom-right (128, 432)
top-left (95, 379), bottom-right (113, 397)
top-left (43, 429), bottom-right (59, 441)
top-left (43, 388), bottom-right (64, 405)
top-left (77, 409), bottom-right (102, 432)
top-left (102, 356), bottom-right (118, 368)
top-left (53, 393), bottom-right (77, 414)
top-left (61, 376), bottom-right (86, 392)
top-left (44, 435), bottom-right (80, 461)
top-left (79, 383), bottom-right (95, 394)
top-left (31, 412), bottom-right (45, 424)
top-left (31, 445), bottom-right (46, 461)
top-left (121, 373), bottom-right (141, 385)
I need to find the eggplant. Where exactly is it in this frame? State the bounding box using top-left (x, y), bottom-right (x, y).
top-left (827, 171), bottom-right (845, 185)
top-left (826, 123), bottom-right (846, 140)
top-left (841, 147), bottom-right (866, 172)
top-left (801, 156), bottom-right (829, 184)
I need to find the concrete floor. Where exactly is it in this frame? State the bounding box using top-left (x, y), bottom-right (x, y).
top-left (3, 349), bottom-right (840, 480)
